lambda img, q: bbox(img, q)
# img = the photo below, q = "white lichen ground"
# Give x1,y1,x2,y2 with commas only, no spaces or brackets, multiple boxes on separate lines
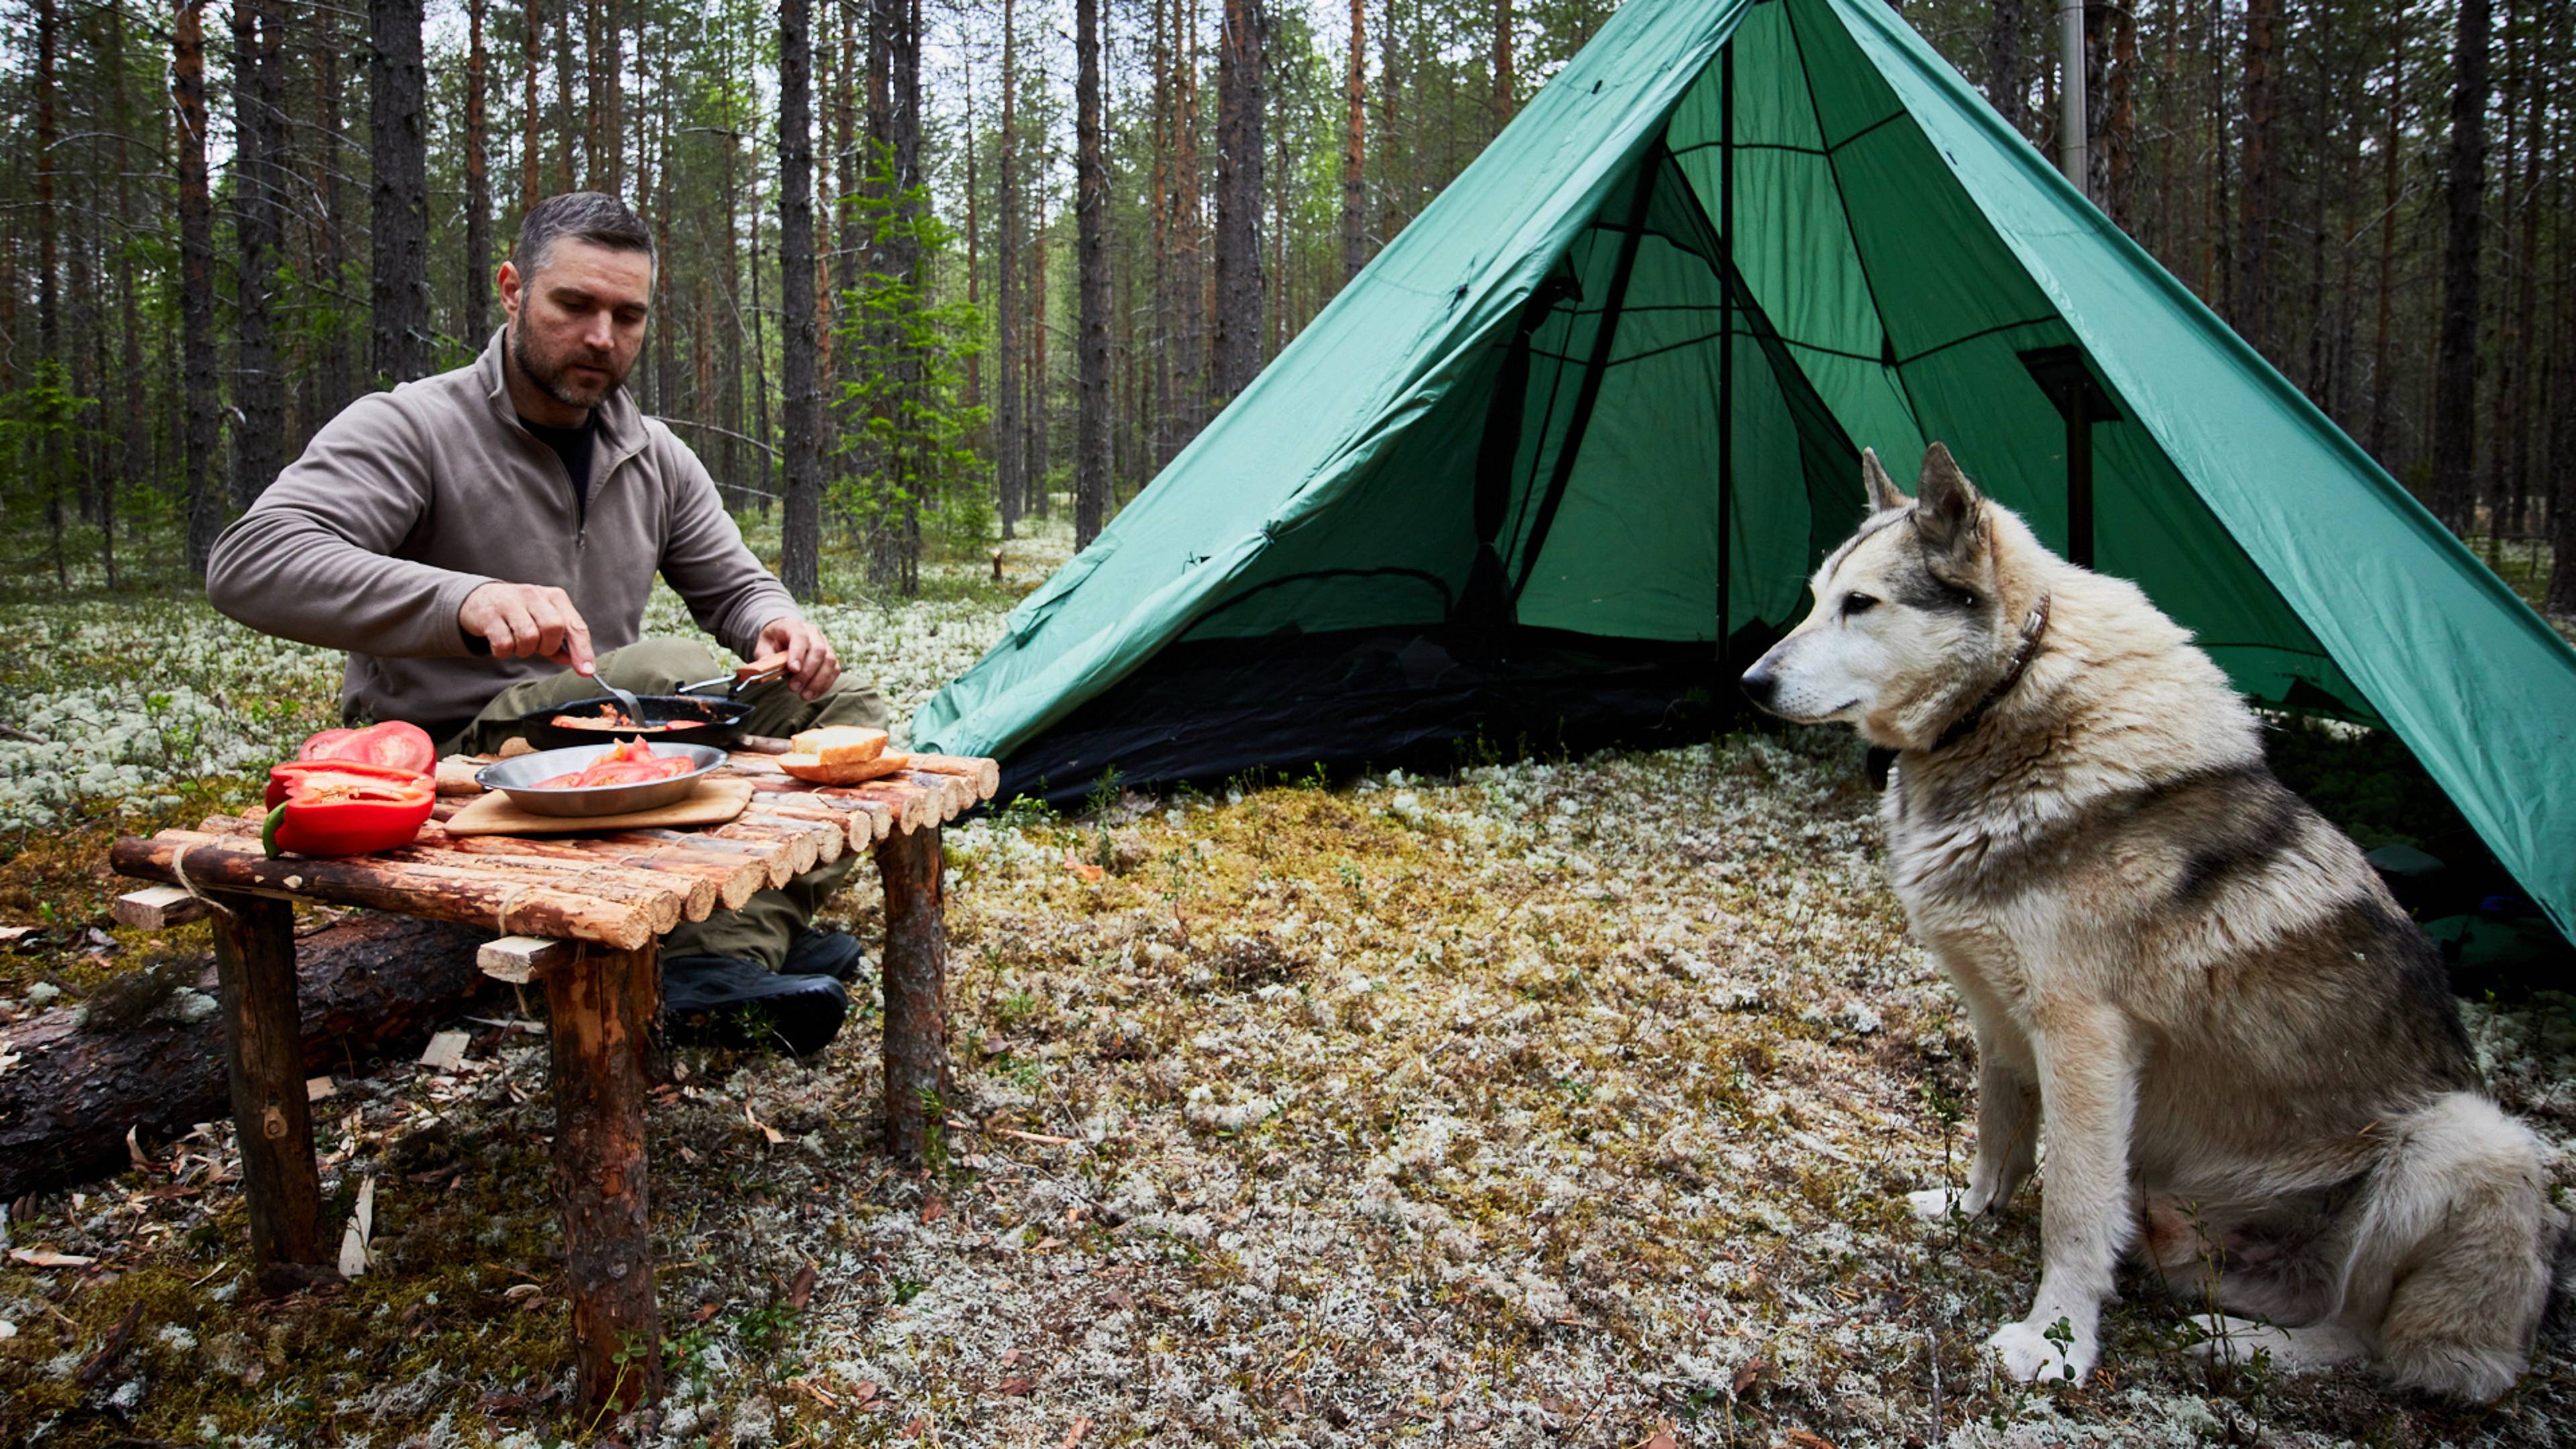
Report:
3,513,2573,1448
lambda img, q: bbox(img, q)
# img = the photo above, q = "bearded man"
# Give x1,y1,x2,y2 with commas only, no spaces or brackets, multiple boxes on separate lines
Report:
207,192,877,1055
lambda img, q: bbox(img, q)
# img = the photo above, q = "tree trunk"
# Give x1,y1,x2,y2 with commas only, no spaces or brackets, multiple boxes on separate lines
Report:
1077,0,1112,548
464,0,493,346
34,0,62,587
781,0,821,601
1173,0,1206,443
1987,0,2025,131
1492,0,1513,131
2369,7,2404,462
2237,0,2278,350
522,0,543,213
997,0,1023,537
175,1,223,576
1215,0,1266,399
370,0,432,384
311,30,356,441
2429,0,2491,533
2504,5,2544,534
1344,0,1367,284
111,0,144,568
0,916,494,1203
1030,182,1051,519
2550,245,2576,614
231,0,286,508
553,0,578,192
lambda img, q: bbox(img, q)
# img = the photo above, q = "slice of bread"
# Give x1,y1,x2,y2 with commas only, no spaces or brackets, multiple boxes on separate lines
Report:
788,725,888,767
777,751,912,786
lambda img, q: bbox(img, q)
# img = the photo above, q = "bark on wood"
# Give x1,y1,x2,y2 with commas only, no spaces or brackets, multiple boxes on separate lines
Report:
231,0,284,511
780,0,821,602
521,0,542,214
906,755,1002,798
370,0,432,384
173,0,221,576
545,944,662,1411
1215,0,1266,398
1075,0,1112,548
609,828,800,889
878,825,949,1164
2431,0,2492,531
433,829,764,911
1987,0,2025,130
1345,0,1366,283
209,894,334,1295
996,0,1022,536
464,0,492,345
0,915,494,1204
186,816,693,932
113,833,659,951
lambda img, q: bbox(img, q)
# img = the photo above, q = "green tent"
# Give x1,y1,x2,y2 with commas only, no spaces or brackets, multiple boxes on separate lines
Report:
916,0,2576,941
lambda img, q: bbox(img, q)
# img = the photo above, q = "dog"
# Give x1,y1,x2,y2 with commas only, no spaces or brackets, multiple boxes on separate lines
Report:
1739,442,2567,1401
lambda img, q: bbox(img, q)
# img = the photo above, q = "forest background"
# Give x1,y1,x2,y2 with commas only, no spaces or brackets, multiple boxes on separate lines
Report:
0,0,2568,619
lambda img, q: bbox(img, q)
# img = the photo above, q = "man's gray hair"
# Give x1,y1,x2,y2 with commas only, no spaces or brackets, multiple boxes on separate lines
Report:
514,192,655,276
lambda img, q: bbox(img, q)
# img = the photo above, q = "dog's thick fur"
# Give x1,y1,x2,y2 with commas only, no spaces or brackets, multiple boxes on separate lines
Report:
1740,443,2567,1401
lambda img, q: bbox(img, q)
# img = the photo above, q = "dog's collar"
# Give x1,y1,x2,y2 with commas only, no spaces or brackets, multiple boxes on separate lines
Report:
1929,593,2052,755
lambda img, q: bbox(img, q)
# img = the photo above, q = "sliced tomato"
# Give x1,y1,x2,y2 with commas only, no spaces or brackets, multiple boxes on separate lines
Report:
299,720,437,774
522,735,698,789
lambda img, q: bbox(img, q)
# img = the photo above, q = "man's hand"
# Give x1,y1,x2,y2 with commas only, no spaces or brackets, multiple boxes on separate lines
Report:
460,581,596,674
758,616,841,701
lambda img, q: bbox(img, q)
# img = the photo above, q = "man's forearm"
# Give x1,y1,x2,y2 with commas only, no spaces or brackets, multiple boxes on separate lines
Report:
207,506,496,658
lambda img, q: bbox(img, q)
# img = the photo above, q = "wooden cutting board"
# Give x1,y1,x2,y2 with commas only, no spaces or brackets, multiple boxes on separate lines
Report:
443,777,755,837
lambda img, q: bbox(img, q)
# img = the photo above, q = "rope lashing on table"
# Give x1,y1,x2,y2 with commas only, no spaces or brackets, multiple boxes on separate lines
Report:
494,883,529,937
166,842,237,919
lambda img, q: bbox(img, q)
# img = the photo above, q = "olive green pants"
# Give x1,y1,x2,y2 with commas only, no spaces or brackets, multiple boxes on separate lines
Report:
441,637,892,971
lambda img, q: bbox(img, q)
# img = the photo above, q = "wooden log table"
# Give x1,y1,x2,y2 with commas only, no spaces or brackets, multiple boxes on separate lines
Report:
109,749,1000,1412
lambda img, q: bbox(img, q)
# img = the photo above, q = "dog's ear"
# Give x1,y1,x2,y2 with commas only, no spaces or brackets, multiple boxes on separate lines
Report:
1861,449,1911,514
1913,442,1984,555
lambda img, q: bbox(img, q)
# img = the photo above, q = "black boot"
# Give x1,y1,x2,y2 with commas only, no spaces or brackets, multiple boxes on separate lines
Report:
659,955,849,1057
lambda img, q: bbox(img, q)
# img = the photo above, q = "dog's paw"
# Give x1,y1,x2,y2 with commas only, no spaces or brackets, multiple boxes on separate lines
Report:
2184,1316,2363,1374
1986,1318,2095,1386
1906,1185,1988,1223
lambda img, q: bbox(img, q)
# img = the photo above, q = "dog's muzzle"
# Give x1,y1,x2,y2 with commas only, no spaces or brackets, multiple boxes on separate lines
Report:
1738,658,1782,713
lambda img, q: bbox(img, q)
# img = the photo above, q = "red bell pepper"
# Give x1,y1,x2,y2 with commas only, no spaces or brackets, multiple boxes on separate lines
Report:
261,763,435,858
297,720,437,775
264,759,434,808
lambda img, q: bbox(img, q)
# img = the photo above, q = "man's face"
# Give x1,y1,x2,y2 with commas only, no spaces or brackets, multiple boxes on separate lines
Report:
498,237,653,413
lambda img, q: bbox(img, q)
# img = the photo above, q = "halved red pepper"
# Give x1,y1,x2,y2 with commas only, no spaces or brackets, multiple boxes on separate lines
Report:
264,759,433,808
297,720,437,775
261,763,435,858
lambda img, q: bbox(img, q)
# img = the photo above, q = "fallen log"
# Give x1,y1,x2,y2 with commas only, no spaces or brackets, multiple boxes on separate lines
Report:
0,914,495,1203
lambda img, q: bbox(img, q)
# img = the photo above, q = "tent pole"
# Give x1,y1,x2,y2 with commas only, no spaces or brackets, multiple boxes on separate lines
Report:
1717,42,1734,666
2057,1,2088,197
2065,383,2094,568
1507,150,1663,602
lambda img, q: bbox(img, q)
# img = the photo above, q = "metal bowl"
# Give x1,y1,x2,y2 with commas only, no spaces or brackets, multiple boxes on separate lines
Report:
473,741,729,818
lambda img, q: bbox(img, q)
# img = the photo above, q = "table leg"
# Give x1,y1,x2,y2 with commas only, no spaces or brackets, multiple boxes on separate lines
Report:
208,891,332,1294
544,943,663,1411
879,824,951,1164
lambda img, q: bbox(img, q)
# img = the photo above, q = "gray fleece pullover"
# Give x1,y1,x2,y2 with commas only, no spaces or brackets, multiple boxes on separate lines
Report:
207,330,799,735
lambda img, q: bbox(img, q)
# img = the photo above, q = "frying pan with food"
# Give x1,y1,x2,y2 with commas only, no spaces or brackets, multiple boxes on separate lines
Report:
508,657,788,752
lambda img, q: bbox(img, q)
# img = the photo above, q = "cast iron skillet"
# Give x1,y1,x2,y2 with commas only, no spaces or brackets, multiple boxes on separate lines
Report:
515,692,756,751
507,659,786,751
